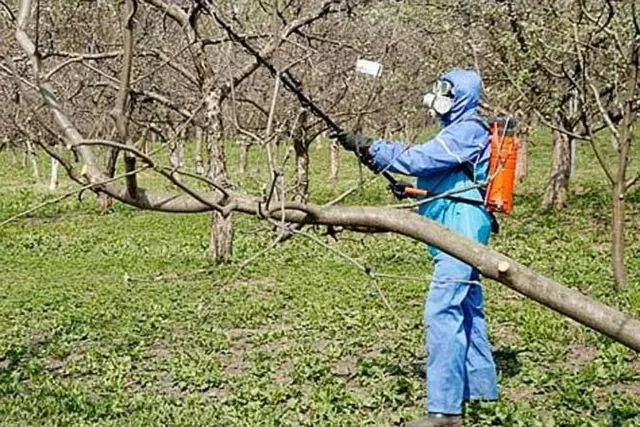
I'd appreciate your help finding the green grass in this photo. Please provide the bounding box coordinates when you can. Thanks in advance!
[1,133,640,426]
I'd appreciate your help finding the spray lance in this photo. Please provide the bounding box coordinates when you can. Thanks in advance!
[204,4,426,200]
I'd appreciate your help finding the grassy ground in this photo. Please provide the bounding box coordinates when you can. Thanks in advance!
[1,132,640,426]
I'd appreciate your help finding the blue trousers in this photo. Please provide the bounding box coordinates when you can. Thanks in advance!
[424,203,498,415]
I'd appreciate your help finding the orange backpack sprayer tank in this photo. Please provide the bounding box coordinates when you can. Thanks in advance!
[486,117,519,214]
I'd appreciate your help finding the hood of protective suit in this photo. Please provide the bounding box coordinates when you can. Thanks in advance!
[439,69,482,126]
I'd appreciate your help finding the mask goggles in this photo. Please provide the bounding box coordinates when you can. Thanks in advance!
[422,79,454,116]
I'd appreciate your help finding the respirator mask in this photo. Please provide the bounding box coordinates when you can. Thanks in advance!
[422,79,454,116]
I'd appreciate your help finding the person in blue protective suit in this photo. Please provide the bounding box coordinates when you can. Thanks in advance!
[331,69,498,427]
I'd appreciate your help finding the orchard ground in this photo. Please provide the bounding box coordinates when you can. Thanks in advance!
[1,131,640,426]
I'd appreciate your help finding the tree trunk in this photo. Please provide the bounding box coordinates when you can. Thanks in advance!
[3,138,16,164]
[294,140,310,203]
[610,89,633,290]
[209,209,234,263]
[610,134,619,151]
[97,193,113,209]
[516,126,529,183]
[612,182,627,290]
[49,157,59,191]
[6,139,17,164]
[542,129,572,208]
[168,137,184,181]
[9,147,17,164]
[293,111,310,203]
[329,142,340,184]
[194,127,205,175]
[238,139,249,174]
[25,140,40,181]
[570,139,577,177]
[608,45,637,290]
[101,131,120,210]
[21,142,27,168]
[206,90,233,263]
[145,131,156,154]
[209,141,233,263]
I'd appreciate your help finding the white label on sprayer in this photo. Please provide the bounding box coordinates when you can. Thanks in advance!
[356,59,383,77]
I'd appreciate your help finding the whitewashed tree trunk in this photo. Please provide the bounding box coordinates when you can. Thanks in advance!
[610,134,619,151]
[146,131,157,154]
[238,139,250,174]
[49,157,59,191]
[516,127,529,183]
[5,138,17,164]
[25,140,40,181]
[570,139,577,177]
[169,135,184,181]
[9,148,17,164]
[329,142,340,184]
[194,127,205,175]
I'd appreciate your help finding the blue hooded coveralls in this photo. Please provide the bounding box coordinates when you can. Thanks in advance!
[369,70,498,415]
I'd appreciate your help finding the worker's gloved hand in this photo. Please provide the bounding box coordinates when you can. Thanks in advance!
[388,180,415,200]
[329,129,380,174]
[329,130,372,156]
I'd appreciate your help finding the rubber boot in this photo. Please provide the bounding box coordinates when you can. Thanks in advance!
[405,413,463,427]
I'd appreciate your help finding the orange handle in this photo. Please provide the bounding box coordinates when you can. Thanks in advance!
[404,187,429,198]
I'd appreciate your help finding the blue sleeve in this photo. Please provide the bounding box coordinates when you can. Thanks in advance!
[369,122,488,178]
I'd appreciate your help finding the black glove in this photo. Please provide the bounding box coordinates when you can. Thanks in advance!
[388,180,415,200]
[329,130,372,157]
[329,129,381,174]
